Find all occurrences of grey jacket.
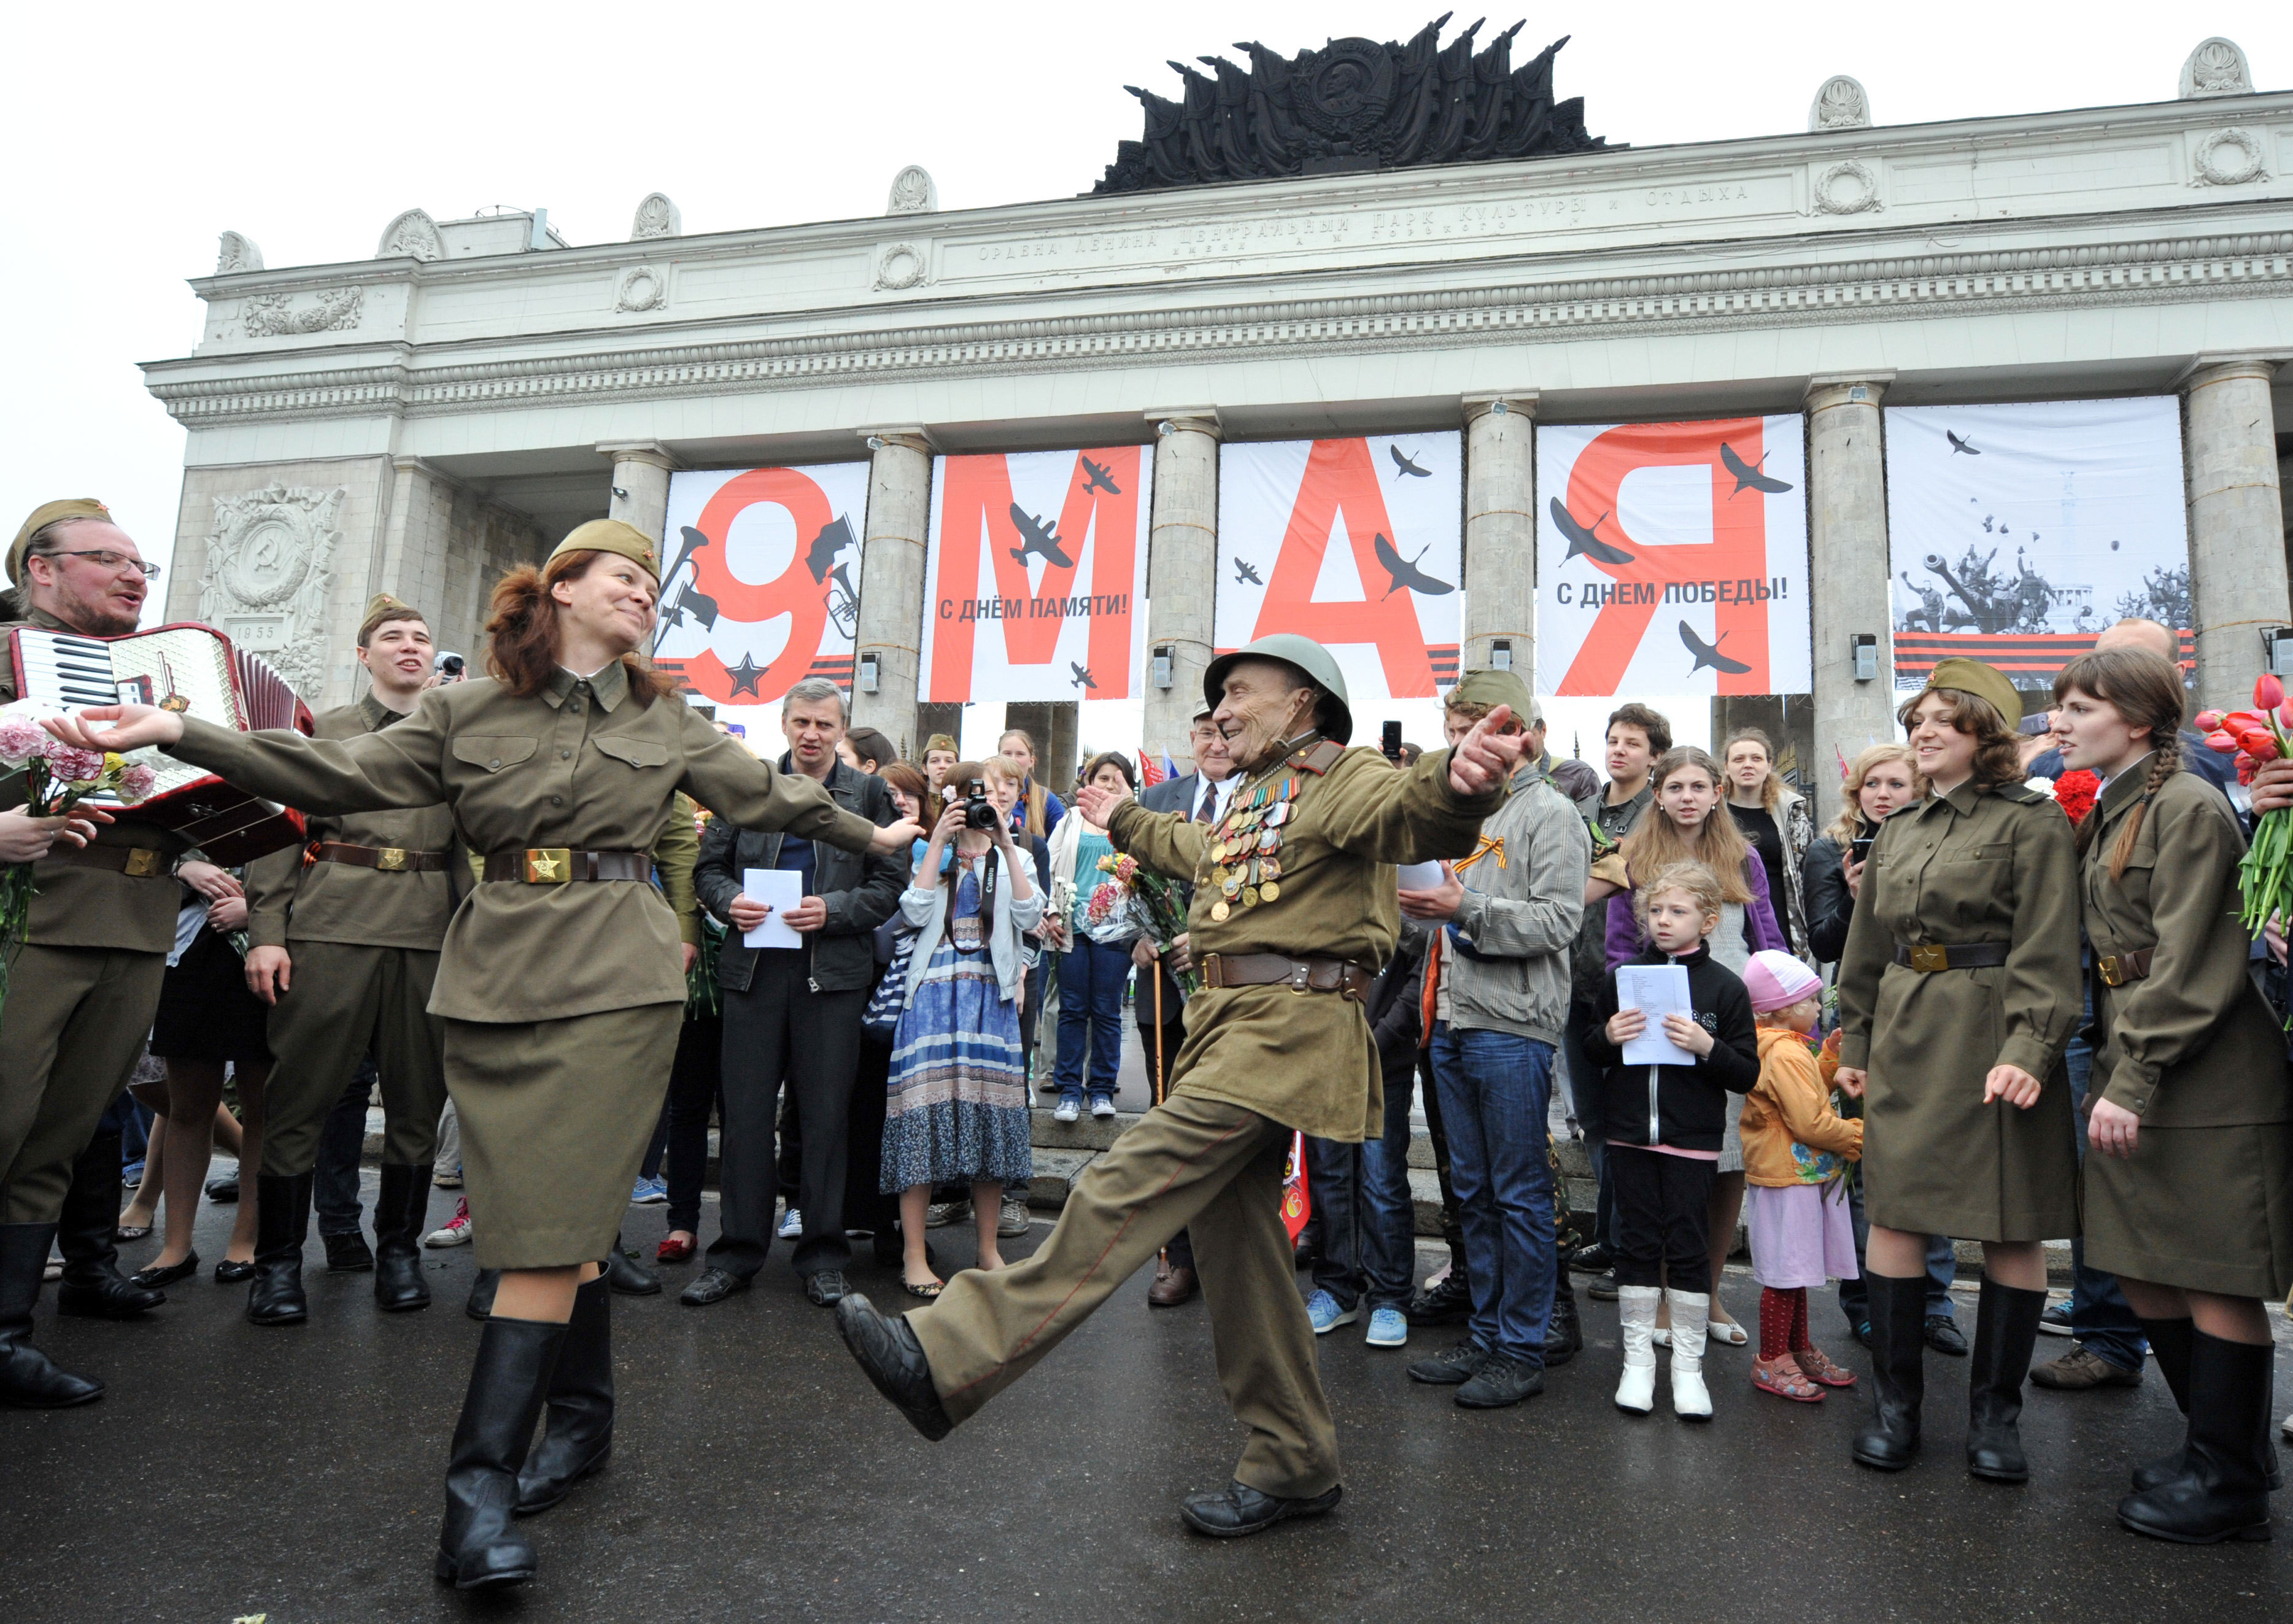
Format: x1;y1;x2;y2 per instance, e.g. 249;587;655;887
1442;762;1590;1046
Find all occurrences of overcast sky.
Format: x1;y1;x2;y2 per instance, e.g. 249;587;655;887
4;5;2280;755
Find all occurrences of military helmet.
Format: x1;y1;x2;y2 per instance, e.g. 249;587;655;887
1203;633;1353;745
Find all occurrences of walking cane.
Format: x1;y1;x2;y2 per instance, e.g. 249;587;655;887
1152;951;1168;1267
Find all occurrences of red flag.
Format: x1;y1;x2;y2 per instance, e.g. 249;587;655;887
1281;1131;1312;1242
1137;747;1164;788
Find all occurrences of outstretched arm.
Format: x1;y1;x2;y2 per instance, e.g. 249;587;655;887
54;701;449;816
675;706;918;857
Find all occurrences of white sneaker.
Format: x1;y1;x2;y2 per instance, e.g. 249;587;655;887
423;1196;471;1248
1614;1285;1660;1413
778;1207;802;1240
1666;1288;1714;1421
1053;1099;1081;1123
1089;1096;1117;1119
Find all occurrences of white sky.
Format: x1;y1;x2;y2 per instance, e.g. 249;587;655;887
4;4;2279;765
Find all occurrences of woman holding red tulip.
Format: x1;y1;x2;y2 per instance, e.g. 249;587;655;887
2054;648;2290;1544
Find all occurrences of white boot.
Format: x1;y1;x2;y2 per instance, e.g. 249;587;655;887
1615;1285;1661;1414
1668;1288;1713;1421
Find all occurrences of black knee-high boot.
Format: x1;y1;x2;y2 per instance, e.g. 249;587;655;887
247;1172;312;1326
2117;1330;2276;1544
515;1273;614;1514
373;1164;433;1312
55;1134;164;1318
2133;1317;2281;1492
466;1268;499;1321
0;1224;102;1407
1851;1272;1927;1471
1966;1275;2047;1483
434;1316;565;1589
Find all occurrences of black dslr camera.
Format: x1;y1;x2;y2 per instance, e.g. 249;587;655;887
952;773;1001;831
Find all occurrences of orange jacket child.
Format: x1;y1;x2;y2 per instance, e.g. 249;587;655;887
1741;1026;1863;1188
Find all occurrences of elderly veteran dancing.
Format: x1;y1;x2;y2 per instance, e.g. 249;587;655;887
837;633;1526;1537
46;519;921;1590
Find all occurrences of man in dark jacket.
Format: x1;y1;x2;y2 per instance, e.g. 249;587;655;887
684;679;903;1308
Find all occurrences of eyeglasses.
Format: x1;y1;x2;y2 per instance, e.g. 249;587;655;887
42;550;161;580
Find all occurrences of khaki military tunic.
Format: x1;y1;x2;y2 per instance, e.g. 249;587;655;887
910;740;1499;1498
2078;764;2293;1296
1836;778;2082;1242
165;660;876;1269
0;607;188;1223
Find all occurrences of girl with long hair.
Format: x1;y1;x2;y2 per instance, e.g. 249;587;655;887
1720;727;1814;957
1804;744;1923;966
1042;751;1141;1121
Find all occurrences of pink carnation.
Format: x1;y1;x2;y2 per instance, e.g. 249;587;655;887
115;763;157;803
37;741;105;784
0;715;45;766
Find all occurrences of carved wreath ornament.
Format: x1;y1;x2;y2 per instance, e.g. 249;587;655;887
616;266;667;312
2193;129;2267;187
1813;160;1882;215
197;484;343;697
875;244;927;291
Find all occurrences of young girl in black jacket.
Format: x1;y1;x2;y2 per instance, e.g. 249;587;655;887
1584;862;1761;1420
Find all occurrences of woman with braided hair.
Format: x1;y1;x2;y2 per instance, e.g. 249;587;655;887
2053;647;2291;1543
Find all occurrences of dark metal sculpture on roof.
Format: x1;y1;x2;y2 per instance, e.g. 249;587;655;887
1091;15;1607;195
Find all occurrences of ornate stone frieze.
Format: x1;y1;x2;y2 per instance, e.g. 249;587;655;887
1808;77;1871;131
887;166;937;215
2192;129;2268;187
632;193;681;239
615;266;668;312
1812;160;1882;215
2181;38;2252;99
874;243;928;290
376;208;444;261
239;286;363;338
196;484;344;697
215;231;264;274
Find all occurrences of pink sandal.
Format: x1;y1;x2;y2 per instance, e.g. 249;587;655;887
1792;1345;1858;1388
1752;1355;1825;1403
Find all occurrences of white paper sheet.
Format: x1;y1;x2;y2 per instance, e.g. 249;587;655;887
1616;963;1695;1067
1396;860;1446;892
741;868;804;950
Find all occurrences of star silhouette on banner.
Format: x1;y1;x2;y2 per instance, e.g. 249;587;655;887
726;652;765;697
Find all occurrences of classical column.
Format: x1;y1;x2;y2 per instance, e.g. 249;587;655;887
2183;357;2290;713
1142;408;1221;763
851;427;935;757
1804;374;1898;819
597;441;675;546
1461;392;1538;678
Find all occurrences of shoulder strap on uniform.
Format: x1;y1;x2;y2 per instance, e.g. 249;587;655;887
1291;738;1346;776
1990;781;2044;805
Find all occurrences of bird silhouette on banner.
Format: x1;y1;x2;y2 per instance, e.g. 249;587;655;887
1719;443;1793;495
1550;500;1635;566
1389;444;1431;479
1374;533;1453;599
1679;622;1752;677
1947;431;1981;455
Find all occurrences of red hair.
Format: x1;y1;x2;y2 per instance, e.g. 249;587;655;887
483;550;676;705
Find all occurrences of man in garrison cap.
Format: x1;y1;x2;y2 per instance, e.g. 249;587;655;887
1;500;187;1407
840;634;1532;1536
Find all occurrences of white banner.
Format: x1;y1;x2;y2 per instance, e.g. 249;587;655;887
920;447;1151;704
654;463;867;707
1885;398;2190;689
1536;416;1811;697
1216;433;1463;703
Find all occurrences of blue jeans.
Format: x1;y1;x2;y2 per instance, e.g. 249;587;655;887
1360;1065;1420;1310
1430;1024;1558;1365
2065;984;2147;1370
1054;937;1131;1102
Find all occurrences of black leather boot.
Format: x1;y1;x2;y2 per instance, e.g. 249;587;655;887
246;1172;312;1326
1966;1275;2046;1483
466;1269;499;1321
373;1163;433;1312
1545;1282;1583;1367
1850;1272;1927;1471
0;1224;102;1407
433;1316;565;1589
603;1232;660;1296
514;1274;613;1514
55;1134;164;1319
2117;1330;2276;1544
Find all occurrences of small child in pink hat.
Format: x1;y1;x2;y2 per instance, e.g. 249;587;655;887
1739;950;1865;1403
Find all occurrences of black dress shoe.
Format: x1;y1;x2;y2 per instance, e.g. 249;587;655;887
246;1172;312;1326
1;1223;104;1408
1178;1480;1342;1537
214;1258;256;1283
604;1241;660;1297
1925;1315;1970;1356
204;1175;240;1203
130;1252;199;1290
678;1267;749;1307
806;1270;850;1306
323;1231;374;1273
835;1291;953;1440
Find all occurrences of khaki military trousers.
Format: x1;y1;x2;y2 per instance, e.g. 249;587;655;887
260;940;447;1177
910;1092;1339;1498
0;945;167;1223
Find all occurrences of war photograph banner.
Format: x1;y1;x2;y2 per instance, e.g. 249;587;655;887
919;446;1151;705
1885;398;2191;689
1536;417;1811;697
1215;433;1462;706
654;462;868;708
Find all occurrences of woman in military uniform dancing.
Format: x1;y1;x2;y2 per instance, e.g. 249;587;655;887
48;520;919;1590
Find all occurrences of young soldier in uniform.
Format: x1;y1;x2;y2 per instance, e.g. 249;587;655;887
238;595;460;1323
1;500;179;1408
837;633;1528;1536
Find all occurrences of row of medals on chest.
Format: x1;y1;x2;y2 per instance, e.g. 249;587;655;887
1202;773;1299;922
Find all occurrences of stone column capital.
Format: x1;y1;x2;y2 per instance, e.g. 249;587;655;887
2178;354;2288;393
1461;390;1539;423
1146;408;1222;441
594;439;676;471
1804;373;1893;412
859;425;935;455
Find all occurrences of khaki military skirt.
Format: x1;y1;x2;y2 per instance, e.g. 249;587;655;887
1862;1061;2081;1243
443;1003;683;1270
2083;1120;2293;1298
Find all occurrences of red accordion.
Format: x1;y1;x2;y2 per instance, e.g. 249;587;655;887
9;621;315;865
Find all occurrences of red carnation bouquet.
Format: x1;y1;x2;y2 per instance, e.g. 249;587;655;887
2051;769;2099;825
2196;673;2293;935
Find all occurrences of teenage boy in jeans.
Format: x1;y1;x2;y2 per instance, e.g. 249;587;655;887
1398;673;1589;1409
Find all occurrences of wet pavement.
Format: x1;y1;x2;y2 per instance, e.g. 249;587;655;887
11;1181;2291;1623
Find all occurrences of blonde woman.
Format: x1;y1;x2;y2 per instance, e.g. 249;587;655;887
1721;729;1814;957
1803;744;1922;966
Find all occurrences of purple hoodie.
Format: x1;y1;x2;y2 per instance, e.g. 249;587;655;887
1606;853;1787;970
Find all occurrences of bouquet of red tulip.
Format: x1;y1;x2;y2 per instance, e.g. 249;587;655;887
2197;673;2293;935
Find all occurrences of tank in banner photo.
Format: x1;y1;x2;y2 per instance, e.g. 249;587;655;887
1215;433;1462;705
652;462;868;706
919;446;1152;705
1884;397;2193;689
1535;417;1811;698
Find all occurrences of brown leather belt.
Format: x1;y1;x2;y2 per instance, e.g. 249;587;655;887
2096;948;2154;988
44;845;169;878
316;841;449;874
1893;940;2011;972
1199;952;1373;1001
481;848;654;885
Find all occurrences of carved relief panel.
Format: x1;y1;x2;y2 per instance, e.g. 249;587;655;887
196;484;344;698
